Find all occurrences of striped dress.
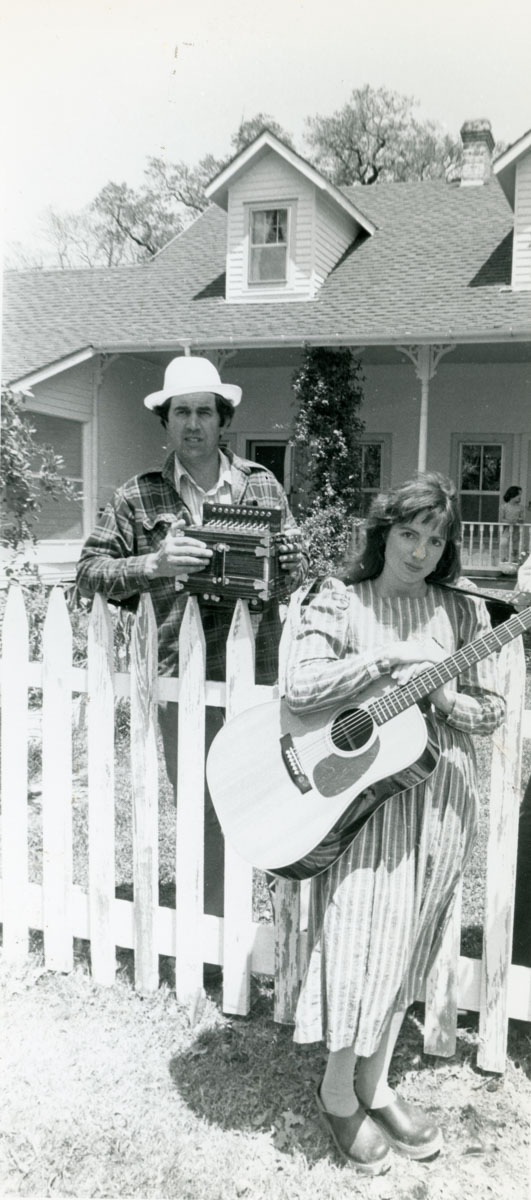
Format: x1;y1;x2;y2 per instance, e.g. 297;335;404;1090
284;578;505;1055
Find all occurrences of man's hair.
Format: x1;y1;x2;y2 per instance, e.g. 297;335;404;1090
343;472;462;586
503;485;522;503
155;395;234;430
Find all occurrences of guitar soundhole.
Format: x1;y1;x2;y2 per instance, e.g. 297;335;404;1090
331;707;374;752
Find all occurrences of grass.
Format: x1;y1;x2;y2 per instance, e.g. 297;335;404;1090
0;952;530;1200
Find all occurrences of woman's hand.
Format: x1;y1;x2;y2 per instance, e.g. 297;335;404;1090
386;638;455;716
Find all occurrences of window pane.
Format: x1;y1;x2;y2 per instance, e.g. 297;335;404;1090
23;412;84;540
251;210;267;244
481;446;501;491
460;444;481;491
362;444;382;490
264;212;278;244
460;492;480;521
32;494;83;540
249;244;287;282
28;412;83;478
479;494;500;523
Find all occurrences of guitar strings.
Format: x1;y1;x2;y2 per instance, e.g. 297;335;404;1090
293;612;528;756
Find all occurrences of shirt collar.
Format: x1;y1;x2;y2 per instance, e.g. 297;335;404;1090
173;449;232;494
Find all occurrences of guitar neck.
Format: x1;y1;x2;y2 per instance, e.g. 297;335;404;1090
369;605;531;726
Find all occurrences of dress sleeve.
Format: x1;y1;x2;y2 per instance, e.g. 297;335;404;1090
442;594;506;734
284;578;389;713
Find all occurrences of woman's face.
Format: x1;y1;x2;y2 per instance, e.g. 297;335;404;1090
382;512;447;592
504;493;522;518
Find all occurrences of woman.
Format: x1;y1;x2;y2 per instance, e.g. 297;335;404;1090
499;485;523;565
285;473;505;1175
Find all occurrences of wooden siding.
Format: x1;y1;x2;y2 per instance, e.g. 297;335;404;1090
314;193;359;290
97;356;166;506
25;358;95;420
512;153;531;291
226;150;315;301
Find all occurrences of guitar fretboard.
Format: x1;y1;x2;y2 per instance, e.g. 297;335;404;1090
368;606;531;727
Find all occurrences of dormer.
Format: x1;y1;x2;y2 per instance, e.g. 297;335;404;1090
205;131;375;303
494;128;531;291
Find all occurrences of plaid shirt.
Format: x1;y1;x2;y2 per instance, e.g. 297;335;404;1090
76;451;308;683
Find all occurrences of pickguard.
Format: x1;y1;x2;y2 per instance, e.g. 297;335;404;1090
313;736;380;797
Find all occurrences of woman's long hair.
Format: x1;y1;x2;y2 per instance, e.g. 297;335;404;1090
342;472;462;586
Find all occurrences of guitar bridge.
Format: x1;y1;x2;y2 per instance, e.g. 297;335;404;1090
280;733;312;794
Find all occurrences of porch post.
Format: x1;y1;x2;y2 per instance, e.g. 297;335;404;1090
397;344;456;473
417;345;430;473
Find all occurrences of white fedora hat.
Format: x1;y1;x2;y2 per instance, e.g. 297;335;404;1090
144;356;242;410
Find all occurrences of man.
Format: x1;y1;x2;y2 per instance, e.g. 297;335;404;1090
76;355;307;925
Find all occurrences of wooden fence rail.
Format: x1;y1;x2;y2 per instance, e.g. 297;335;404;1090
1;583;530;1072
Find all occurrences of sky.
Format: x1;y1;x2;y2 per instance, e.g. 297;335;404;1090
1;0;530;254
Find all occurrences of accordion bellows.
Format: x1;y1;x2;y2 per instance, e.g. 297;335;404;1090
184;502;286;609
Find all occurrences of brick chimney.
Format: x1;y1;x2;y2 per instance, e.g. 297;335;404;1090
459;119;495;186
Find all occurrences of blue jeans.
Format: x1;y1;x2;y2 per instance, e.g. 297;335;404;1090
158;701;225;918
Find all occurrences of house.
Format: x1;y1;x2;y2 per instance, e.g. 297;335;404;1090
3;120;531;580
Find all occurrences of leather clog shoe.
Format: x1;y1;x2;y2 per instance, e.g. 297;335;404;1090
315;1088;391;1175
365;1093;443;1160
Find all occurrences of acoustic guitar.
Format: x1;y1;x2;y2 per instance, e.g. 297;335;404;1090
207;601;531;881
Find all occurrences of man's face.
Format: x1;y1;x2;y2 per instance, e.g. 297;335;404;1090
166;392;222;468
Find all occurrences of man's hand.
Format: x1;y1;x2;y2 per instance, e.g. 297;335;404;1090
277;535;304;576
146;520;212;580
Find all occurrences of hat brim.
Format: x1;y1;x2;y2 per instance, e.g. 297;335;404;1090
144;382;242;410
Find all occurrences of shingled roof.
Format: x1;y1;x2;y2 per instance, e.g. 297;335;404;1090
4;176;531;386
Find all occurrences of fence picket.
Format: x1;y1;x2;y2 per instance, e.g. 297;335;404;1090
130;593;159;994
175;598;206;1002
273;588;307;1023
87;595;116;986
42;586;73;972
223;601;255;1016
478;639;525;1072
1;586;29;960
274;880;302;1024
424;883;462;1056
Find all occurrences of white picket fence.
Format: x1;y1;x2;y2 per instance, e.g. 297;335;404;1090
0;583;530;1072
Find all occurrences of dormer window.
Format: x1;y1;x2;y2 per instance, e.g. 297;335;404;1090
249;207;289;284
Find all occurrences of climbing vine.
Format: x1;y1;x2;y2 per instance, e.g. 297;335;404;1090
291;347;365;572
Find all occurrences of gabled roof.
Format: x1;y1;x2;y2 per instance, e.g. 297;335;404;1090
494;128;531;207
3;176;531;386
204;129;376;236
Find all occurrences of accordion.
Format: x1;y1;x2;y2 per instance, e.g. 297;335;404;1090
183;502;286;610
